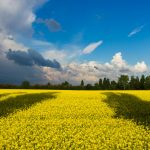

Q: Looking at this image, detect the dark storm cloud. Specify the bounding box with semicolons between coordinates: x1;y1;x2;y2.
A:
6;49;61;69
0;55;48;85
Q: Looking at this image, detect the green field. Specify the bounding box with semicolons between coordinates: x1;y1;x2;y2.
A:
0;90;150;149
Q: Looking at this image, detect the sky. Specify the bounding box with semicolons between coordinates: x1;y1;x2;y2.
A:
0;0;150;85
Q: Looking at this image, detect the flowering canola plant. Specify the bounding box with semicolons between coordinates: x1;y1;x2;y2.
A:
0;89;150;149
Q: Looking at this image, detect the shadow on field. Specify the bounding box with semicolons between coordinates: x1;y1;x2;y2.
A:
102;92;150;127
0;93;12;98
0;92;57;118
0;92;27;99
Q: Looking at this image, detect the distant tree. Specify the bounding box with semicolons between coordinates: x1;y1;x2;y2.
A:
129;76;136;90
86;84;92;90
110;80;117;90
47;82;51;86
33;84;40;89
21;80;30;89
140;75;145;90
103;78;110;90
94;83;99;90
118;75;129;90
129;76;140;90
47;82;51;89
135;76;140;90
99;79;103;89
80;80;84;87
61;81;71;89
3;74;150;90
102;78;107;90
107;78;111;89
144;76;150;89
62;81;69;86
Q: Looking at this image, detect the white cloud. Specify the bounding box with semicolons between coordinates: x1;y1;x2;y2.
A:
42;63;100;85
128;25;144;37
0;32;28;52
42;52;149;85
111;52;127;68
82;40;103;54
31;40;53;47
0;0;47;36
0;0;48;52
43;50;67;62
0;48;149;85
134;61;148;73
41;43;82;63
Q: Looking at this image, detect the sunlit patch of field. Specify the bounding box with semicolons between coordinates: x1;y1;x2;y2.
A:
0;90;150;149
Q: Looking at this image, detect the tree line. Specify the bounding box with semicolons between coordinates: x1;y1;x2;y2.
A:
1;75;150;90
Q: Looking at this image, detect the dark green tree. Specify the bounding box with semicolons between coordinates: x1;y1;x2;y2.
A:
144;76;150;89
21;81;30;89
99;79;103;89
86;84;92;90
135;76;140;89
80;80;84;87
61;81;70;88
110;80;117;90
129;76;140;90
140;75;145;90
94;83;99;90
129;76;136;90
103;78;110;90
118;75;129;90
47;82;51;89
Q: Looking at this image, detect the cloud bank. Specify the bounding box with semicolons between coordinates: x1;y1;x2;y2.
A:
0;0;48;52
42;52;148;85
0;0;47;36
0;49;149;85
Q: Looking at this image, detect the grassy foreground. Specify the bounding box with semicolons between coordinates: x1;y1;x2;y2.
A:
0;90;150;149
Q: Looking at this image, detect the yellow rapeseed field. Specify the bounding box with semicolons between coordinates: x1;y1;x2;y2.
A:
0;89;150;149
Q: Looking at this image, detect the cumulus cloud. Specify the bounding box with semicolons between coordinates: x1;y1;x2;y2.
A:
0;0;48;53
42;52;149;85
128;25;144;37
0;49;149;85
0;0;47;36
134;61;148;73
111;52;127;68
0;32;28;52
6;49;61;69
37;18;62;32
43;50;67;62
82;40;103;54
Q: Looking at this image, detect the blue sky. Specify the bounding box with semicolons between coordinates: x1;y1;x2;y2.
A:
0;0;150;84
31;0;150;64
